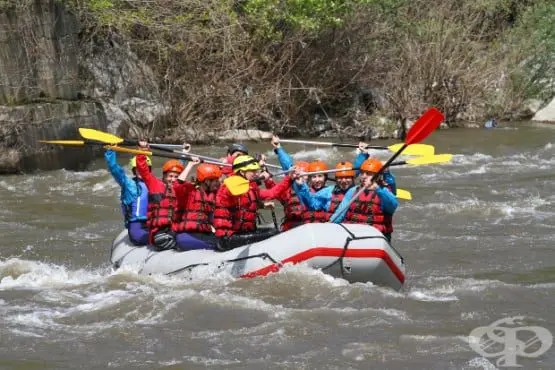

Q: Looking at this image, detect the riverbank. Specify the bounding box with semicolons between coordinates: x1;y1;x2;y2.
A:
1;0;554;173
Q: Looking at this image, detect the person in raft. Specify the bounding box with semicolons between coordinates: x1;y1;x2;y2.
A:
172;158;222;249
213;154;299;251
220;143;249;176
104;149;150;246
135;141;215;251
330;158;398;242
294;161;358;223
353;142;397;195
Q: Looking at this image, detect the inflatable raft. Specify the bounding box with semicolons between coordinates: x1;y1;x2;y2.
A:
110;223;406;290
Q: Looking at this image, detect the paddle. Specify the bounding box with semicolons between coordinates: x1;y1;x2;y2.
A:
223;152;453;199
78;128;183;154
329;107;445;223
223;176;251;196
39;139;104;146
105;145;231;166
296;154;452;177
278;139;435;156
138;144;283;170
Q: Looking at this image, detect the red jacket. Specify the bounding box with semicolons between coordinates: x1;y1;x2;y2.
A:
213;176;292;237
265;178;305;231
173;181;216;234
136;155;179;241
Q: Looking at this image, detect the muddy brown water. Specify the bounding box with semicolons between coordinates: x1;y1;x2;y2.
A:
1;122;554;369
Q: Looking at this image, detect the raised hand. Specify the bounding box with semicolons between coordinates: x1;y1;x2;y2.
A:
271;134;281;149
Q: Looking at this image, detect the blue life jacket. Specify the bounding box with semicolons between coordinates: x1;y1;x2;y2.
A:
121;179;148;226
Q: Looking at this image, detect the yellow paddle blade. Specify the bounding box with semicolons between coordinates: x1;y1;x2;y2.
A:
396;188;412;200
405;154;453;166
105;145;152;156
224;175;250;196
39;140;86;146
387;143;434;156
79;128;123;145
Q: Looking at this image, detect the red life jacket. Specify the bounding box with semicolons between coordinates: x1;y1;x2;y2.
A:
146;183;177;239
344;188;393;234
281;188;305;231
300;186;346;224
173;187;215;234
213;182;260;237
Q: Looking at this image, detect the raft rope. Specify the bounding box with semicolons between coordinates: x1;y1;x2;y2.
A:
165;252;282;276
320;224;404;277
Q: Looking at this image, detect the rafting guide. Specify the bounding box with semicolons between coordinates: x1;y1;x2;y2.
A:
468;316;553;367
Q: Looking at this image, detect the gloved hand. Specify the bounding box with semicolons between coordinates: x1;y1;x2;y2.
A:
153;230;176;250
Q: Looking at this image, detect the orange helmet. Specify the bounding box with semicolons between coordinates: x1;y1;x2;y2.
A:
308;160;328;173
335;161;355;178
295;161;310;172
162;159;184;174
197;163;222;182
360;158;383;174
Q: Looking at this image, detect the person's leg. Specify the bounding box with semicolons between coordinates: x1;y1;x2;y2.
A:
128;222;149;246
175;232;216;251
222;228;280;250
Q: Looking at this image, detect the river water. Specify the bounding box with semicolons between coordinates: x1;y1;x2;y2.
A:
1;123;554;369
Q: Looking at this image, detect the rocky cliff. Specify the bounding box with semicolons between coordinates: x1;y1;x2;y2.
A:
0;0;165;174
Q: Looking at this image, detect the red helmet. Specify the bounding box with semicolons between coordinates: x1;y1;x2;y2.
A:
360;158;383;174
295;161;310;172
308;160;328;173
162;159;184;174
197;163;222;182
335;161;355;178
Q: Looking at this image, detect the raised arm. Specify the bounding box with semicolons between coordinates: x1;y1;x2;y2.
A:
258;176;292;200
271;135;294;170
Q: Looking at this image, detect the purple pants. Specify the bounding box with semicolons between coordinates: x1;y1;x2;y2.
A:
128;221;149;246
175;232;216;251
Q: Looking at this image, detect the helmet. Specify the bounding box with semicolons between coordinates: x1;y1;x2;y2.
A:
360;158;383;174
335;161;355;178
197;163;222;182
307;160;328;173
227;143;249;155
295;161;310;172
162;159;184;174
129;155;152;169
232;155;260;173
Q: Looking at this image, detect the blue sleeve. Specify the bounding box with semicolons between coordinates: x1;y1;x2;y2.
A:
376;186;398;215
383;171;397;195
104;149;137;205
274;147;294;170
329;186;357;223
295;183;332;211
353;152;369;176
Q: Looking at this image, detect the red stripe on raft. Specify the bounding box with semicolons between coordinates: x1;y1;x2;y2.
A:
240;247;405;284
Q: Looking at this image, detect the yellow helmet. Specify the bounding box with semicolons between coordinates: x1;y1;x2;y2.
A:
232;155;260;173
129;155;152;169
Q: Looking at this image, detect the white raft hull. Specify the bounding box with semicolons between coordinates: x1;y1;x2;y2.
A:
110;223;406;290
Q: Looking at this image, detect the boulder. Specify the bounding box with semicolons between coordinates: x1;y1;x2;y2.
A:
532;97;555;123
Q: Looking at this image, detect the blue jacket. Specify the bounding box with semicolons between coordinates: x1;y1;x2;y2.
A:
296;181;397;213
330;185;398;223
294;183;338;212
353;152;397;195
104;150;148;226
274;147;295;170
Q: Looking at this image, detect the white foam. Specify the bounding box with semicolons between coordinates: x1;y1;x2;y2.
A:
408;290;459;302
